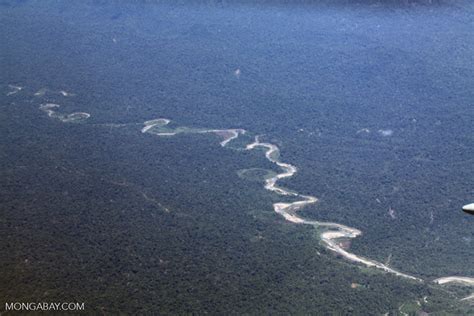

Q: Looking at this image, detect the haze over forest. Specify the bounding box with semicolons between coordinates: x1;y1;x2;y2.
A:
1;0;473;314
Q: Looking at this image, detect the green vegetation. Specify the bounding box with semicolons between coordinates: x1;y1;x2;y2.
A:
1;0;473;314
237;168;277;182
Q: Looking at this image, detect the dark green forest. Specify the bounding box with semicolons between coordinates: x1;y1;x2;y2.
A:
1;0;473;314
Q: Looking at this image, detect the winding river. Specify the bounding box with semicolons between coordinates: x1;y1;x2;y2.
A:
8;85;474;302
142;119;425;281
141;117;474;300
246;136;422;281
